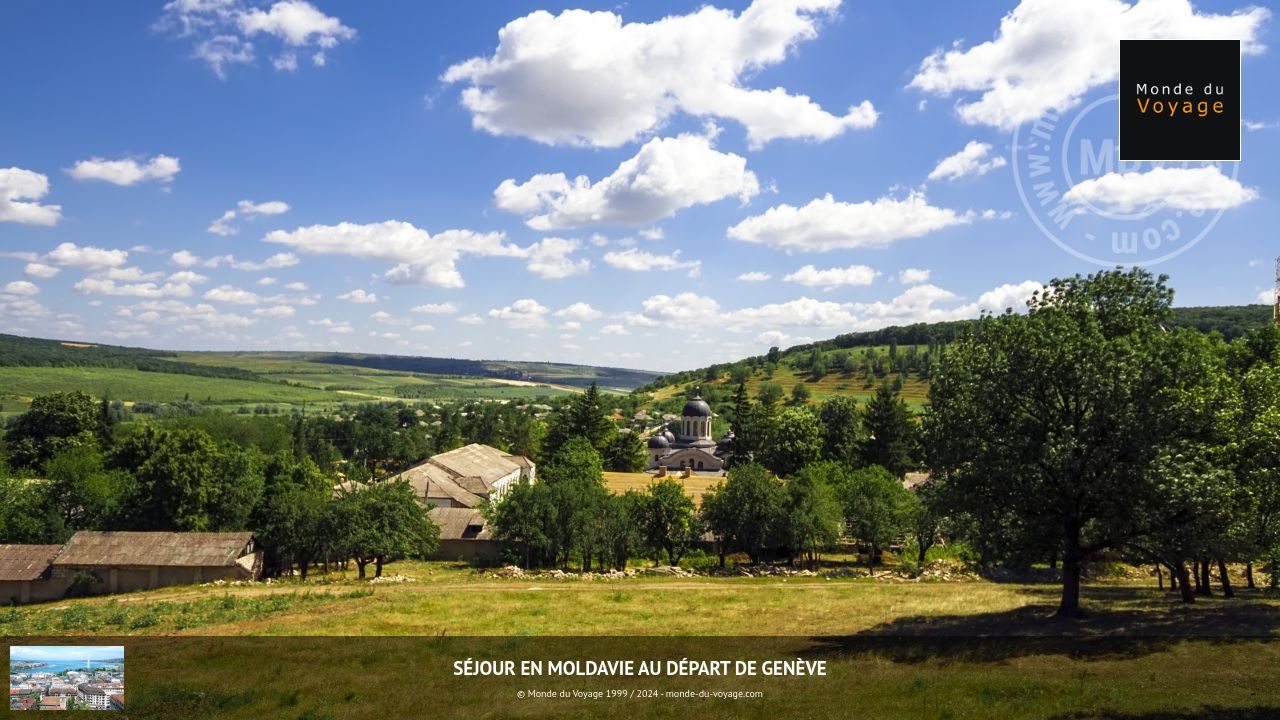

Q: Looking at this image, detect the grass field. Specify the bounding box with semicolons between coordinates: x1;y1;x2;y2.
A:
7;562;1280;719
603;472;722;505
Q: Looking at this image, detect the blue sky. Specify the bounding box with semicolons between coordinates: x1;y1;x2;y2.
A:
10;646;124;662
1;0;1276;371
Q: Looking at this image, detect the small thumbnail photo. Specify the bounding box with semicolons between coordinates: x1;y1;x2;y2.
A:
9;645;124;711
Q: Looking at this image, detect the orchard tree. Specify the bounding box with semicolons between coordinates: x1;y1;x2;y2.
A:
639;478;699;565
333;479;438;578
836;465;913;565
926;268;1222;616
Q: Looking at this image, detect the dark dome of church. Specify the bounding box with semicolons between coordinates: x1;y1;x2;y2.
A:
682;396;712;418
661;429;676;443
647;434;670;449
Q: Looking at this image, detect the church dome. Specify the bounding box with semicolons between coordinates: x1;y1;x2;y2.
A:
661;429;676;443
647;434;670;449
682;395;712;418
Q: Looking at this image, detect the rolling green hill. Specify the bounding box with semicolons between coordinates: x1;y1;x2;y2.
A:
0;334;661;416
637;305;1274;415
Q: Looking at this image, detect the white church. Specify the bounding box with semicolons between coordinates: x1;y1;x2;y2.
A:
645;393;733;473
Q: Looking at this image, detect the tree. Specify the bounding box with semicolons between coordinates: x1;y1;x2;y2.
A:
926;268;1222;616
251;453;332;578
333;480;439;578
5;391;103;470
700;463;784;564
788;383;811;406
756;382;784;409
41;444;130;532
767;346;781;365
541;437;610;568
543;382;615;460
486;479;555;569
783;463;844;565
836;465;913;565
862;383;917;478
639;478;699;565
808;349;828;380
763;407;821;478
818;396;864;466
603;430;647;472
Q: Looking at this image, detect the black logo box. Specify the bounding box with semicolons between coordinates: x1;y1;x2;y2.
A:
1119;39;1240;161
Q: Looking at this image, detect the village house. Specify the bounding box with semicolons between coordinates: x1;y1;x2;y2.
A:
51;531;260;594
394;443;535;508
0;544;65;604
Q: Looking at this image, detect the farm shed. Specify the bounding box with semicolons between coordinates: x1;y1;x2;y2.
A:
428;507;500;563
395;443;536;507
0;544;66;604
52;531;261;593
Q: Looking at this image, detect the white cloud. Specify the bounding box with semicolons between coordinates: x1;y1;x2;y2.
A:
899;268;931;285
1062;166;1258;213
203;284;263;304
208;198;290;235
23;262;60;279
264;220;523;288
495;132;759;230
959;280;1044;315
630;292;721;326
46;242;128;269
601;324;629;335
639;227;665;241
554;302;602;322
728;192;974;252
257;276;277;286
337;288;378;304
736;271;771;282
94;266;164;282
75;277;195;298
0;168;61;225
908;0;1270;129
524;237;590;279
284;281;308;291
411;323;436;332
68;155;181;185
457;314;485;325
253;304;295;318
157;0;355;77
927;141;1007;182
488;298;550;329
784;264;879;290
602;247;701;277
755;330;812;347
3;281;39;297
309;317;352;333
168;270;209;285
442;0;876;148
1257;289;1276;304
1244;119;1278;132
412;302;458;314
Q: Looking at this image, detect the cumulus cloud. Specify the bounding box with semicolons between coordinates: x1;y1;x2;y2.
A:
495;132;759;230
253;304;295;318
783;264;879;290
898;268;931;285
628;292;721;327
170;250;298;271
337;289;378;304
0;168;62;225
457;314;485;325
908;0;1270;129
602;247;701;277
208;199;290;235
1257;289;1276;304
737;271;771;282
3;281;39;297
524;237;590;279
1062;166;1258;213
46;242;128;269
75;276;196;298
442;0;876;148
488;298;550;329
728;192;974;252
309;317;352;333
928;141;1007;182
554;302;602;322
156;0;355;78
264;220;523;288
601;324;629;335
117;300;256;328
23;262;60;279
203;284;264;304
68;155;181;185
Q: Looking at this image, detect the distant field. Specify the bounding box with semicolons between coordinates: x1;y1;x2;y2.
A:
0;367;336;406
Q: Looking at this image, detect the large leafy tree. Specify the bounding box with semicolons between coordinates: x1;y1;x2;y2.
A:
603;430;647;472
818;396;864;466
42;444;131;532
332;479;439;578
638;478;699;565
926;268;1220;616
764;407;821;478
5;391;103;470
251;453;333;578
783;463;845;565
700;463;785;564
835;465;914;565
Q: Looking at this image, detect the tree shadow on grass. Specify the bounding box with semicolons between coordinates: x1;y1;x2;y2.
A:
804;592;1280;664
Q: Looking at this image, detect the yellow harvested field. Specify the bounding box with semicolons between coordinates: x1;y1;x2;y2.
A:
602;471;722;504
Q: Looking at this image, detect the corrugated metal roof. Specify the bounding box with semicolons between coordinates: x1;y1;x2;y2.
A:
54;531;253;568
427;443;522;488
428;507;492;541
0;544;63;581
